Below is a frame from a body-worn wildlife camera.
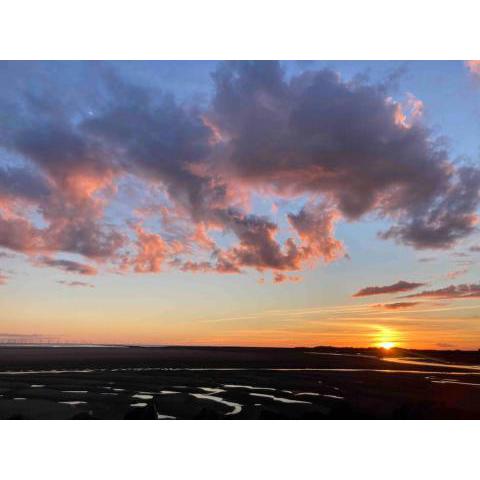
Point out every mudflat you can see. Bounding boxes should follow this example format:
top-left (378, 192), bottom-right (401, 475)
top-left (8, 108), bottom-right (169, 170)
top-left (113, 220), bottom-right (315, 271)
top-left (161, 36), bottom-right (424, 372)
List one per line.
top-left (0, 345), bottom-right (479, 419)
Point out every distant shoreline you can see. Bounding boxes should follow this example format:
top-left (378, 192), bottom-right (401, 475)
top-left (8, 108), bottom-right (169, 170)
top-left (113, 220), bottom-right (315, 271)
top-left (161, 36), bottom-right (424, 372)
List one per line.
top-left (0, 343), bottom-right (479, 353)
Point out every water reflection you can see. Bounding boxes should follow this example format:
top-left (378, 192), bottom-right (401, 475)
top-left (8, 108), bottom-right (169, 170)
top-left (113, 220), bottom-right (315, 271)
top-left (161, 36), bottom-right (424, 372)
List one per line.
top-left (381, 357), bottom-right (480, 371)
top-left (190, 393), bottom-right (242, 415)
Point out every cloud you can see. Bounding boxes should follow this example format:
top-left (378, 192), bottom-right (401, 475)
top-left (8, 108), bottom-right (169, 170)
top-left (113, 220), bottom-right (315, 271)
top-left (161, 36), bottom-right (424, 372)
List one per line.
top-left (436, 342), bottom-right (455, 348)
top-left (353, 280), bottom-right (426, 297)
top-left (375, 301), bottom-right (422, 310)
top-left (35, 256), bottom-right (98, 275)
top-left (0, 332), bottom-right (58, 343)
top-left (402, 282), bottom-right (480, 300)
top-left (210, 62), bottom-right (480, 251)
top-left (444, 268), bottom-right (469, 280)
top-left (0, 61), bottom-right (479, 282)
top-left (287, 202), bottom-right (344, 263)
top-left (378, 166), bottom-right (480, 249)
top-left (273, 272), bottom-right (302, 284)
top-left (466, 60), bottom-right (480, 78)
top-left (418, 257), bottom-right (436, 262)
top-left (0, 165), bottom-right (50, 203)
top-left (56, 280), bottom-right (94, 288)
top-left (130, 224), bottom-right (168, 273)
top-left (470, 245), bottom-right (480, 252)
top-left (0, 215), bottom-right (44, 253)
top-left (452, 252), bottom-right (470, 258)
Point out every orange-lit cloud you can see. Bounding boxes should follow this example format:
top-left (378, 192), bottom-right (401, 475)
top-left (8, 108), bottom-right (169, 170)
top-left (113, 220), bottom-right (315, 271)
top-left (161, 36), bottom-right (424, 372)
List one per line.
top-left (375, 302), bottom-right (421, 310)
top-left (273, 272), bottom-right (302, 284)
top-left (131, 225), bottom-right (168, 273)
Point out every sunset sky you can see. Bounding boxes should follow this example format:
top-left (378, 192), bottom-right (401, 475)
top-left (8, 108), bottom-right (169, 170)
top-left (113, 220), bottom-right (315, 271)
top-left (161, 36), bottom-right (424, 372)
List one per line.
top-left (1, 60), bottom-right (480, 348)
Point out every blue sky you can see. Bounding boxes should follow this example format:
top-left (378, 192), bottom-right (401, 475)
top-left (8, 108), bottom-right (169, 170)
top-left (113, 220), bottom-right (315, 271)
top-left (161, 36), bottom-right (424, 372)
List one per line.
top-left (0, 61), bottom-right (479, 348)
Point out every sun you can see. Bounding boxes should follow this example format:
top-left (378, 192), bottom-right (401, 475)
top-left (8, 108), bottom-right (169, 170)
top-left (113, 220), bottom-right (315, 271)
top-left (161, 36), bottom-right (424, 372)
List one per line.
top-left (378, 341), bottom-right (396, 350)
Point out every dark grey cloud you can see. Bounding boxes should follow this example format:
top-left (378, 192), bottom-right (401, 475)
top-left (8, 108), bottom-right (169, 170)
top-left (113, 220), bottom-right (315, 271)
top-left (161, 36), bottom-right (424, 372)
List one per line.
top-left (380, 167), bottom-right (480, 249)
top-left (402, 282), bottom-right (480, 300)
top-left (0, 165), bottom-right (50, 202)
top-left (35, 256), bottom-right (97, 275)
top-left (418, 257), bottom-right (436, 262)
top-left (210, 61), bottom-right (480, 249)
top-left (353, 280), bottom-right (426, 297)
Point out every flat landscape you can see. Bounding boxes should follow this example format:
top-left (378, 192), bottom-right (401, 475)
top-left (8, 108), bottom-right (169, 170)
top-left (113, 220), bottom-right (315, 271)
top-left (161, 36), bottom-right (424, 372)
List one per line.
top-left (0, 345), bottom-right (479, 419)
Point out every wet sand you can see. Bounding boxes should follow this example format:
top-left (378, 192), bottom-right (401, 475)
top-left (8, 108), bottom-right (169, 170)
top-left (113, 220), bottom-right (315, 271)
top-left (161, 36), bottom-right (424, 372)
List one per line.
top-left (0, 345), bottom-right (479, 419)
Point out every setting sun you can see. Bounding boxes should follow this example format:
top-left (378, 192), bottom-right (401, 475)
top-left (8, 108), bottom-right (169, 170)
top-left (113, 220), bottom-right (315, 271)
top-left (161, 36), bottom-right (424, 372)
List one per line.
top-left (378, 342), bottom-right (396, 350)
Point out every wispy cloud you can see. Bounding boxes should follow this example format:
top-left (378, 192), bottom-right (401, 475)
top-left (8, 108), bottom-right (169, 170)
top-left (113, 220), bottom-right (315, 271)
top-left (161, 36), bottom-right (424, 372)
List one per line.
top-left (402, 282), bottom-right (480, 300)
top-left (35, 257), bottom-right (97, 275)
top-left (0, 332), bottom-right (59, 343)
top-left (375, 302), bottom-right (422, 310)
top-left (444, 268), bottom-right (469, 280)
top-left (353, 280), bottom-right (425, 297)
top-left (56, 280), bottom-right (94, 288)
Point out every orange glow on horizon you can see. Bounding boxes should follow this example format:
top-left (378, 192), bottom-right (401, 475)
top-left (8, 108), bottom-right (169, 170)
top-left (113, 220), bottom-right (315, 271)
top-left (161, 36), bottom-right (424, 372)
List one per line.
top-left (378, 341), bottom-right (396, 350)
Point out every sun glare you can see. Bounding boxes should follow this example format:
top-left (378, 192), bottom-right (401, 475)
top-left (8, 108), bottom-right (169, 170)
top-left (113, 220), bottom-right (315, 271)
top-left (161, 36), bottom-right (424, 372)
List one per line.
top-left (378, 341), bottom-right (396, 350)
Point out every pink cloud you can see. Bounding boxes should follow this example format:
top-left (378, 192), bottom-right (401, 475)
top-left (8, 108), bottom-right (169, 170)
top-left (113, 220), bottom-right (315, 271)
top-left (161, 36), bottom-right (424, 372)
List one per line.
top-left (131, 225), bottom-right (168, 273)
top-left (466, 60), bottom-right (480, 77)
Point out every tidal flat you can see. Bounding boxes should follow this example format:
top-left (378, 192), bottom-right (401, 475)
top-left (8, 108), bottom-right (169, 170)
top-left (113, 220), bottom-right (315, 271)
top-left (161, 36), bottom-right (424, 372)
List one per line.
top-left (0, 345), bottom-right (479, 419)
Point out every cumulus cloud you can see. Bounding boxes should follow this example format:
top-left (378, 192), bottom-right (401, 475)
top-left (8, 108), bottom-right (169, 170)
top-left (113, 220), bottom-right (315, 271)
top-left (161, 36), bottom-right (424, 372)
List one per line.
top-left (287, 203), bottom-right (344, 263)
top-left (379, 167), bottom-right (480, 249)
top-left (210, 62), bottom-right (480, 251)
top-left (402, 282), bottom-right (480, 300)
top-left (130, 224), bottom-right (168, 273)
top-left (353, 280), bottom-right (425, 297)
top-left (0, 61), bottom-right (479, 283)
top-left (0, 165), bottom-right (50, 203)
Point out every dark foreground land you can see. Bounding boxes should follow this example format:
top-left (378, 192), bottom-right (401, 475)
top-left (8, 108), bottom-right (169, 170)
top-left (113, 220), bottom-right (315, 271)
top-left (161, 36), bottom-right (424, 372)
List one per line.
top-left (0, 345), bottom-right (479, 420)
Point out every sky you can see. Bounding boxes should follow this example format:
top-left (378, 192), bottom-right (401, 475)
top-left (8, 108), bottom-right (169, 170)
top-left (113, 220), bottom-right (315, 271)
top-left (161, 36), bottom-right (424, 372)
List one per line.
top-left (0, 60), bottom-right (480, 349)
